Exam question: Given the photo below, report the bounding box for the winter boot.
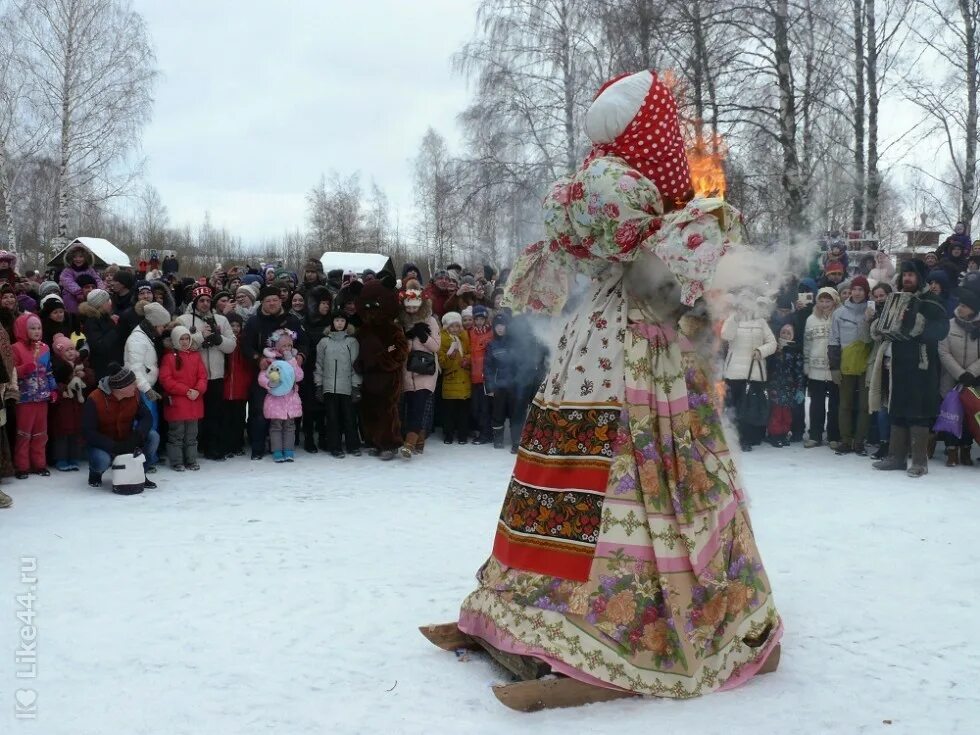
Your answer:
[873,426,909,471]
[927,433,936,459]
[907,426,930,477]
[0,489,12,508]
[273,450,285,463]
[961,447,975,466]
[304,435,318,453]
[88,472,102,488]
[871,441,889,460]
[415,432,427,455]
[400,432,418,460]
[493,427,505,449]
[945,447,959,467]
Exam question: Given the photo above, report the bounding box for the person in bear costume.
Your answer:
[354,276,408,460]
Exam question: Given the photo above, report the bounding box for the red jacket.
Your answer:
[223,344,255,401]
[159,350,207,422]
[468,324,493,384]
[422,284,451,319]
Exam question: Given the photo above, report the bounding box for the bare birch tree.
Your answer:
[14,0,155,253]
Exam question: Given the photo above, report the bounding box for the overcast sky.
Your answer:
[131,0,478,244]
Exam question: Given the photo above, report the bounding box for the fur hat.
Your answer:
[76,273,97,289]
[86,289,111,309]
[442,311,462,328]
[902,258,929,285]
[142,302,170,327]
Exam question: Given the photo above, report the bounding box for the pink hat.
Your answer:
[52,333,74,355]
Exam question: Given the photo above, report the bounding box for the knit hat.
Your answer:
[142,301,170,327]
[902,258,929,285]
[836,278,852,295]
[225,312,244,327]
[492,312,510,328]
[38,280,60,299]
[76,273,97,289]
[40,294,65,316]
[114,269,135,290]
[136,280,153,294]
[330,308,349,330]
[955,273,980,312]
[170,325,192,349]
[236,285,256,303]
[472,305,489,319]
[816,286,841,305]
[212,290,231,304]
[461,306,474,319]
[258,285,281,302]
[86,289,111,309]
[825,260,845,277]
[52,333,73,356]
[850,275,870,295]
[106,363,136,390]
[191,284,213,305]
[442,311,462,328]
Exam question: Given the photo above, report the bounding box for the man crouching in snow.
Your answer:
[82,363,159,491]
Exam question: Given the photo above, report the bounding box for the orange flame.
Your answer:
[687,134,727,199]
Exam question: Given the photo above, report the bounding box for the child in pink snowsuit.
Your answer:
[11,313,57,478]
[257,328,303,463]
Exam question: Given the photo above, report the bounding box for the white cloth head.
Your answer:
[585,71,653,145]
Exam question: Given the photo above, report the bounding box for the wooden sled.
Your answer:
[420,622,780,712]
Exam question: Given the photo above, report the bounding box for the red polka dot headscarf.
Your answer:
[584,70,693,210]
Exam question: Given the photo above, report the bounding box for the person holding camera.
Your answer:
[175,285,236,461]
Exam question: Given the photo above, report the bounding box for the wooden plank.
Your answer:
[418,622,481,652]
[492,677,636,712]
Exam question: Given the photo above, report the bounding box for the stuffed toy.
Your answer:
[355,275,408,459]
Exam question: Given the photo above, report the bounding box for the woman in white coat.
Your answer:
[722,300,778,451]
[123,301,171,468]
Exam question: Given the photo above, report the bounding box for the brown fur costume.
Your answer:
[355,277,408,452]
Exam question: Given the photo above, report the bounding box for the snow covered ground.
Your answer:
[0,442,977,734]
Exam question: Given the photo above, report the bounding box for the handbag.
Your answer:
[407,348,436,376]
[933,386,964,438]
[737,356,770,427]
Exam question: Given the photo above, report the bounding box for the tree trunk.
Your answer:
[774,0,806,231]
[852,0,866,232]
[559,1,577,174]
[864,0,880,235]
[961,0,978,231]
[55,12,75,256]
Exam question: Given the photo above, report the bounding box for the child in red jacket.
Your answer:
[159,325,207,471]
[222,312,254,457]
[11,313,57,478]
[468,305,494,443]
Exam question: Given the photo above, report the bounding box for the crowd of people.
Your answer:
[721,229,980,478]
[0,245,546,507]
[0,225,976,507]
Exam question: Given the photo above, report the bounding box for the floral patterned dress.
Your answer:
[457,155,782,698]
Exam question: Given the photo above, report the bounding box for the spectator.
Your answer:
[124,301,171,469]
[398,279,440,458]
[81,363,158,491]
[314,309,361,458]
[11,313,56,479]
[300,286,332,453]
[159,326,208,471]
[829,275,873,455]
[871,260,950,477]
[866,283,893,459]
[221,313,254,457]
[804,286,841,448]
[58,242,105,314]
[937,275,980,466]
[468,304,493,443]
[80,289,123,381]
[868,250,895,285]
[721,301,778,452]
[438,311,471,444]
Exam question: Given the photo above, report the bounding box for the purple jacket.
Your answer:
[59,266,104,313]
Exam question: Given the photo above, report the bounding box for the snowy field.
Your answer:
[0,442,977,735]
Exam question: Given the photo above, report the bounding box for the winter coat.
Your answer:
[49,353,93,436]
[159,349,208,422]
[938,316,980,395]
[82,376,153,455]
[803,311,834,381]
[868,251,895,286]
[399,302,441,393]
[868,289,950,420]
[484,335,518,393]
[439,329,471,399]
[174,310,236,380]
[258,357,304,420]
[59,245,104,313]
[223,343,256,401]
[468,324,493,383]
[124,324,161,394]
[79,302,124,381]
[422,283,451,319]
[767,348,806,409]
[721,315,777,381]
[241,308,308,368]
[11,315,55,403]
[301,288,334,402]
[829,299,872,375]
[314,331,361,396]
